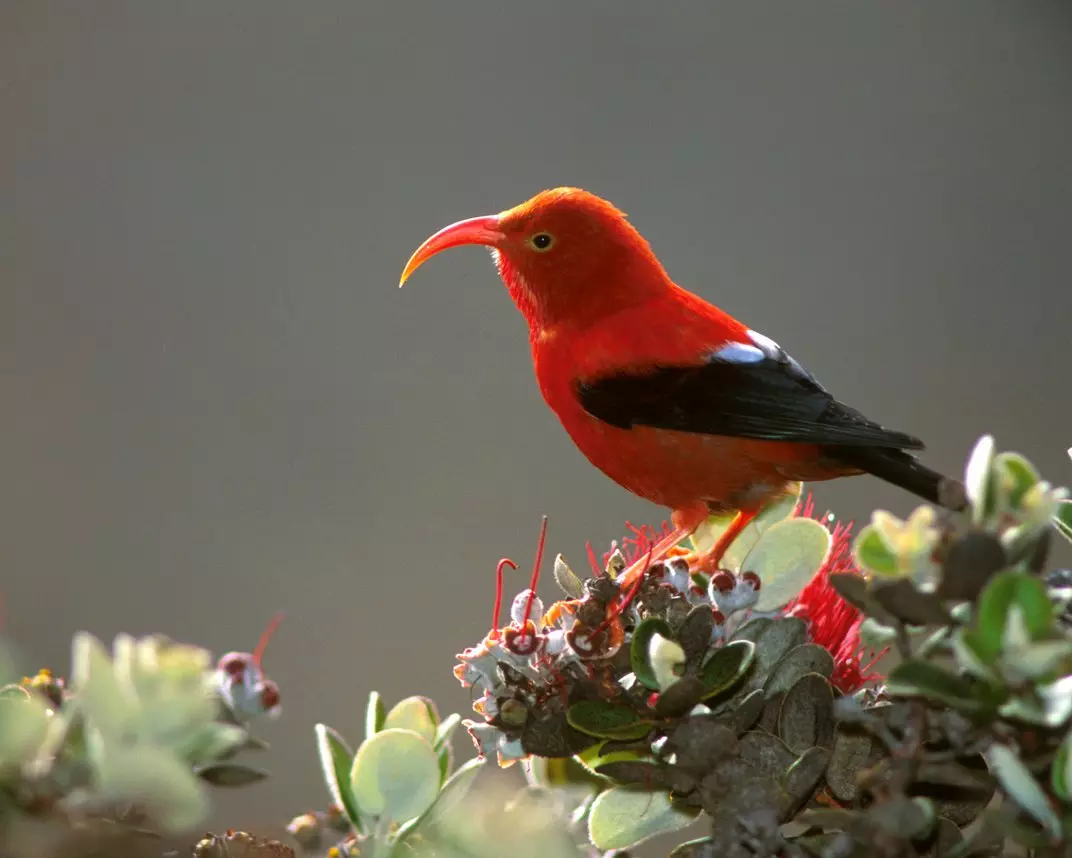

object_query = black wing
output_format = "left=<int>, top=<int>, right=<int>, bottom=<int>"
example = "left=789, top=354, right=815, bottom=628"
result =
left=575, top=332, right=924, bottom=450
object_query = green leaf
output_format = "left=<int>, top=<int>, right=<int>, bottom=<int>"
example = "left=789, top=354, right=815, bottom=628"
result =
left=437, top=742, right=452, bottom=786
left=525, top=753, right=607, bottom=795
left=853, top=526, right=899, bottom=576
left=315, top=723, right=362, bottom=833
left=740, top=518, right=831, bottom=611
left=365, top=691, right=386, bottom=741
left=886, top=661, right=993, bottom=716
left=630, top=618, right=673, bottom=691
left=965, top=434, right=997, bottom=524
left=434, top=712, right=461, bottom=751
left=857, top=617, right=900, bottom=647
left=951, top=629, right=999, bottom=680
left=1054, top=500, right=1072, bottom=544
left=350, top=728, right=440, bottom=824
left=384, top=696, right=439, bottom=745
left=994, top=452, right=1040, bottom=510
left=669, top=836, right=716, bottom=857
left=976, top=572, right=1053, bottom=660
left=587, top=786, right=699, bottom=850
left=194, top=761, right=270, bottom=787
left=690, top=484, right=802, bottom=570
left=700, top=640, right=755, bottom=700
left=184, top=722, right=252, bottom=765
left=566, top=701, right=652, bottom=740
left=984, top=742, right=1062, bottom=839
left=433, top=712, right=460, bottom=785
left=1052, top=730, right=1072, bottom=803
left=575, top=741, right=650, bottom=776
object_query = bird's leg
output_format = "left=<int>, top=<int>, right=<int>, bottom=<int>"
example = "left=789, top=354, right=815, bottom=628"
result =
left=615, top=505, right=707, bottom=588
left=671, top=507, right=761, bottom=574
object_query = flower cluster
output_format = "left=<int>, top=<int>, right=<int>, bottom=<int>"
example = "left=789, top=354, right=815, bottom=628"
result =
left=454, top=491, right=877, bottom=767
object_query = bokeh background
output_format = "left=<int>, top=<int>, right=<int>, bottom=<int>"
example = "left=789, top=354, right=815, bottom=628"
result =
left=5, top=0, right=1072, bottom=850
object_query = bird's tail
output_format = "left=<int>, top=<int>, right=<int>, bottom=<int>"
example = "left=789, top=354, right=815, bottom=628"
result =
left=832, top=446, right=965, bottom=510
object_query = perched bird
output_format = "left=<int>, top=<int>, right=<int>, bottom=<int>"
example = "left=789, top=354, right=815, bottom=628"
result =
left=399, top=188, right=959, bottom=574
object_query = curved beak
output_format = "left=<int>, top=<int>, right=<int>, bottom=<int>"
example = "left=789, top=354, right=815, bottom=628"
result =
left=398, top=214, right=506, bottom=288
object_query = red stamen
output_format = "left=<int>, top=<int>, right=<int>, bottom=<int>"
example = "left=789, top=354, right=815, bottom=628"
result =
left=522, top=516, right=549, bottom=629
left=491, top=558, right=518, bottom=637
left=252, top=611, right=286, bottom=670
left=586, top=541, right=600, bottom=577
left=617, top=525, right=689, bottom=586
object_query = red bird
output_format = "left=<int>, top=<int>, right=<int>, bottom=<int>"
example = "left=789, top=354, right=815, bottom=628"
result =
left=399, top=188, right=957, bottom=575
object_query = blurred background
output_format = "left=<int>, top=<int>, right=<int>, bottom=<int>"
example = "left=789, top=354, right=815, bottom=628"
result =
left=4, top=0, right=1072, bottom=848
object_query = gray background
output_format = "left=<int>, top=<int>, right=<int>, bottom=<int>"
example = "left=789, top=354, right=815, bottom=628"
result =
left=4, top=0, right=1072, bottom=849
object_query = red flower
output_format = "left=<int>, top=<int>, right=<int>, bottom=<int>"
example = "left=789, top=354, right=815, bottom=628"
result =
left=786, top=495, right=884, bottom=694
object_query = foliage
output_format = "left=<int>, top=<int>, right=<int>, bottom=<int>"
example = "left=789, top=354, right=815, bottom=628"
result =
left=4, top=435, right=1072, bottom=857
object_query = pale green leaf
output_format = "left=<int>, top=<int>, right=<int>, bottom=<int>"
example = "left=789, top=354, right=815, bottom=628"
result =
left=393, top=757, right=485, bottom=847
left=315, top=723, right=362, bottom=832
left=648, top=633, right=686, bottom=692
left=0, top=693, right=51, bottom=764
left=434, top=712, right=461, bottom=751
left=965, top=435, right=997, bottom=524
left=1054, top=500, right=1072, bottom=544
left=184, top=722, right=250, bottom=765
left=741, top=517, right=830, bottom=611
left=1052, top=730, right=1072, bottom=802
left=349, top=727, right=440, bottom=824
left=976, top=572, right=1053, bottom=661
left=365, top=690, right=386, bottom=741
left=994, top=452, right=1040, bottom=510
left=384, top=696, right=439, bottom=745
left=553, top=554, right=585, bottom=599
left=985, top=742, right=1062, bottom=839
left=93, top=743, right=209, bottom=834
left=587, top=786, right=699, bottom=850
left=853, top=526, right=899, bottom=576
left=70, top=632, right=137, bottom=740
left=690, top=484, right=801, bottom=570
left=631, top=618, right=674, bottom=691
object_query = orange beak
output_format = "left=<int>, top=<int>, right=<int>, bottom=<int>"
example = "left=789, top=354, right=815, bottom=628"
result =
left=398, top=214, right=506, bottom=288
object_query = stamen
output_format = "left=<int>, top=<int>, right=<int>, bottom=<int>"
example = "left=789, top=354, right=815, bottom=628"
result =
left=252, top=611, right=286, bottom=670
left=586, top=541, right=600, bottom=577
left=491, top=558, right=518, bottom=637
left=522, top=516, right=549, bottom=628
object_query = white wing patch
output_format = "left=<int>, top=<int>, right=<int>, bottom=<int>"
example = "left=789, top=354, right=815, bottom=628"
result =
left=711, top=341, right=767, bottom=364
left=747, top=328, right=822, bottom=388
left=746, top=329, right=782, bottom=359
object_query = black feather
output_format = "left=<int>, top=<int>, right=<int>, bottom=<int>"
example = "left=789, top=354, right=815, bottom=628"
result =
left=576, top=343, right=922, bottom=449
left=575, top=335, right=960, bottom=507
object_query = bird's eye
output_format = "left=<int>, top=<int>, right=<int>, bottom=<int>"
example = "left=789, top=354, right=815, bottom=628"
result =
left=530, top=232, right=555, bottom=251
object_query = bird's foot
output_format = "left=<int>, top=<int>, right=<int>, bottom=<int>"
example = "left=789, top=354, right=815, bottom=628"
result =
left=671, top=507, right=761, bottom=575
left=616, top=526, right=692, bottom=588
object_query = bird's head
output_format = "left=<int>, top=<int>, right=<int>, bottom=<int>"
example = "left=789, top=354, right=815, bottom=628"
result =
left=399, top=188, right=671, bottom=328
